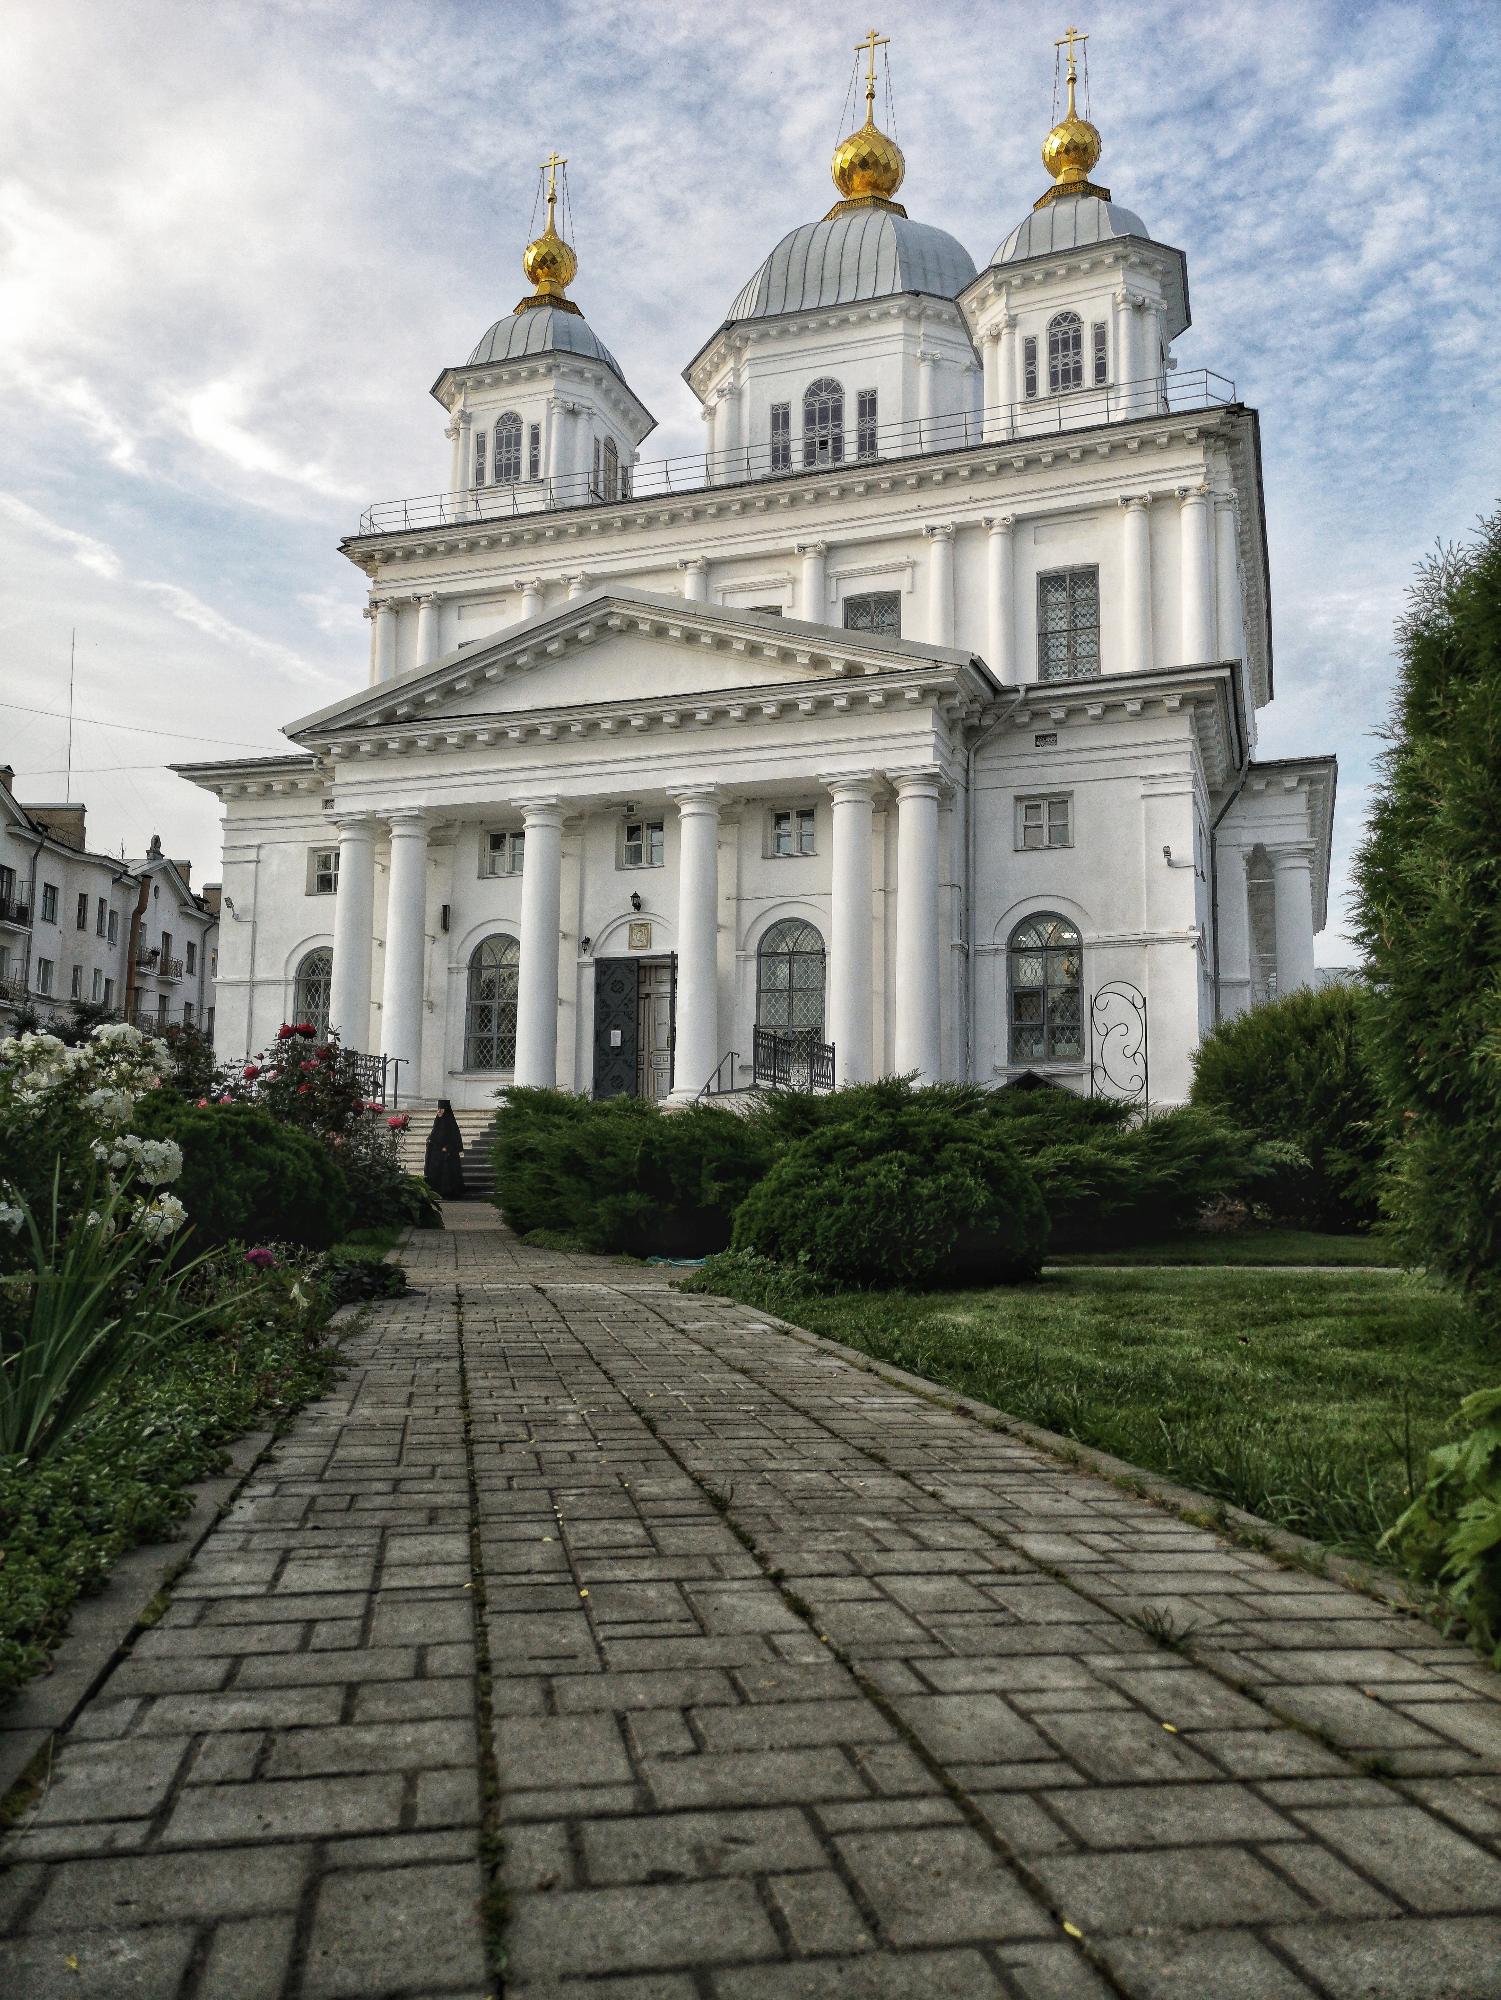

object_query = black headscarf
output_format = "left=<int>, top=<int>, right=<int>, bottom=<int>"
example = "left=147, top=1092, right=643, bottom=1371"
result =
left=424, top=1099, right=466, bottom=1196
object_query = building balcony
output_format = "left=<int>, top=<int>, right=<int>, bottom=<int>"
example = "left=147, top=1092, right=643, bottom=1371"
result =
left=353, top=370, right=1236, bottom=538
left=0, top=893, right=32, bottom=929
left=0, top=974, right=30, bottom=1006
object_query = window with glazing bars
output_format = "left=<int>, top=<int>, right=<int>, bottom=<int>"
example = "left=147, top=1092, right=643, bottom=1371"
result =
left=310, top=848, right=339, bottom=895
left=856, top=389, right=878, bottom=459
left=769, top=808, right=816, bottom=857
left=1092, top=321, right=1108, bottom=385
left=770, top=402, right=791, bottom=473
left=802, top=378, right=844, bottom=466
left=473, top=429, right=486, bottom=486
left=484, top=830, right=525, bottom=877
left=1023, top=335, right=1038, bottom=398
left=1016, top=795, right=1072, bottom=849
left=603, top=437, right=619, bottom=500
left=592, top=436, right=602, bottom=493
left=1037, top=567, right=1100, bottom=680
left=842, top=591, right=901, bottom=637
left=1048, top=312, right=1084, bottom=393
left=96, top=897, right=107, bottom=936
left=465, top=934, right=519, bottom=1069
left=70, top=964, right=82, bottom=999
left=756, top=918, right=826, bottom=1035
left=494, top=413, right=523, bottom=483
left=622, top=819, right=664, bottom=868
left=1008, top=914, right=1083, bottom=1063
left=76, top=891, right=88, bottom=929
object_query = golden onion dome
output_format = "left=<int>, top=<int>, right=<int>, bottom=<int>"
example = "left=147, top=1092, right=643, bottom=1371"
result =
left=1033, top=38, right=1111, bottom=211
left=831, top=113, right=906, bottom=207
left=516, top=152, right=582, bottom=315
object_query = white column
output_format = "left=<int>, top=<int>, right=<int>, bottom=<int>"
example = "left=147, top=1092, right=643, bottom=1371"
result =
left=566, top=572, right=589, bottom=600
left=679, top=558, right=709, bottom=603
left=573, top=406, right=594, bottom=485
left=1113, top=291, right=1137, bottom=415
left=1214, top=495, right=1245, bottom=663
left=980, top=328, right=1002, bottom=438
left=512, top=802, right=564, bottom=1086
left=669, top=788, right=721, bottom=1102
left=925, top=523, right=955, bottom=647
left=415, top=594, right=441, bottom=668
left=798, top=541, right=827, bottom=623
left=1178, top=484, right=1215, bottom=664
left=701, top=400, right=718, bottom=478
left=827, top=776, right=876, bottom=1084
left=379, top=812, right=428, bottom=1087
left=328, top=818, right=376, bottom=1048
left=372, top=599, right=398, bottom=683
left=984, top=516, right=1016, bottom=680
left=1120, top=495, right=1153, bottom=674
left=917, top=351, right=938, bottom=439
left=519, top=576, right=544, bottom=621
left=718, top=385, right=740, bottom=469
left=997, top=315, right=1019, bottom=435
left=892, top=771, right=942, bottom=1083
left=1215, top=839, right=1253, bottom=1021
left=545, top=398, right=568, bottom=486
left=445, top=412, right=469, bottom=497
left=1270, top=844, right=1317, bottom=996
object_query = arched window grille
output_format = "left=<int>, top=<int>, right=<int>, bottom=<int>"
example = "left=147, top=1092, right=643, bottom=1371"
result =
left=293, top=947, right=332, bottom=1039
left=465, top=933, right=520, bottom=1070
left=802, top=378, right=845, bottom=468
left=756, top=918, right=826, bottom=1035
left=602, top=436, right=620, bottom=501
left=1047, top=312, right=1085, bottom=395
left=493, top=412, right=523, bottom=484
left=1008, top=914, right=1083, bottom=1063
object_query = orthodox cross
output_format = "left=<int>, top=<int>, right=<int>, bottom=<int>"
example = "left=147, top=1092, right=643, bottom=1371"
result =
left=857, top=27, right=890, bottom=116
left=1055, top=24, right=1087, bottom=78
left=540, top=149, right=566, bottom=218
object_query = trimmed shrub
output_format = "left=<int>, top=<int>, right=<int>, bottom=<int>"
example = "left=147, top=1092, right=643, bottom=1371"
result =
left=493, top=1090, right=773, bottom=1257
left=1190, top=987, right=1384, bottom=1230
left=1384, top=1386, right=1501, bottom=1665
left=135, top=1094, right=352, bottom=1250
left=1354, top=510, right=1501, bottom=1319
left=732, top=1086, right=1048, bottom=1289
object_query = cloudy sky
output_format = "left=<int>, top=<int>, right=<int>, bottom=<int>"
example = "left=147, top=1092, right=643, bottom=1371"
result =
left=2, top=0, right=1497, bottom=957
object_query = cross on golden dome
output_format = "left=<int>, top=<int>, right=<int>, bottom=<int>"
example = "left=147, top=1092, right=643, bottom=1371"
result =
left=1035, top=22, right=1111, bottom=211
left=828, top=26, right=907, bottom=219
left=517, top=147, right=581, bottom=316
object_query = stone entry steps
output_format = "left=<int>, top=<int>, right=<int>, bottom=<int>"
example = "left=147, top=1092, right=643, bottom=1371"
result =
left=395, top=1102, right=497, bottom=1198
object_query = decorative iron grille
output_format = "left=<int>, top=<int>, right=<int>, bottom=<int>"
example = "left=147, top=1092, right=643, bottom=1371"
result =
left=753, top=1026, right=835, bottom=1091
left=1089, top=981, right=1149, bottom=1106
left=756, top=918, right=825, bottom=1036
left=465, top=934, right=520, bottom=1070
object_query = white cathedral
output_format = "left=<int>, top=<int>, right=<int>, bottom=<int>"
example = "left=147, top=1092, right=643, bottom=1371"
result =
left=183, top=33, right=1335, bottom=1111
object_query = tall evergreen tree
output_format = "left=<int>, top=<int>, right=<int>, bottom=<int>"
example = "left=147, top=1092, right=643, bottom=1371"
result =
left=1354, top=509, right=1501, bottom=1318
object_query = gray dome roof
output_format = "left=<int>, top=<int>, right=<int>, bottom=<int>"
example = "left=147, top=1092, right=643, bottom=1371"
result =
left=466, top=302, right=621, bottom=379
left=728, top=206, right=976, bottom=323
left=992, top=194, right=1150, bottom=267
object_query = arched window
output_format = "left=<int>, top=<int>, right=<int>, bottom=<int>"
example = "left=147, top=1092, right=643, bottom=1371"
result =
left=493, top=412, right=523, bottom=484
left=756, top=918, right=826, bottom=1036
left=293, top=947, right=332, bottom=1039
left=802, top=378, right=845, bottom=467
left=465, top=934, right=520, bottom=1070
left=1047, top=312, right=1085, bottom=395
left=602, top=436, right=620, bottom=501
left=1008, top=914, right=1082, bottom=1063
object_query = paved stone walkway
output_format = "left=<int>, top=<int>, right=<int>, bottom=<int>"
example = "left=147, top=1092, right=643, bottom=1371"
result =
left=4, top=1211, right=1501, bottom=1998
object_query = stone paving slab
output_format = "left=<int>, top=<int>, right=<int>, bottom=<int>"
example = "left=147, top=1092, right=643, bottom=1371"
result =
left=3, top=1207, right=1501, bottom=1997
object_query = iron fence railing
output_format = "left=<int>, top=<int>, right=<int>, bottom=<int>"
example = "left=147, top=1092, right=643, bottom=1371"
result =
left=356, top=371, right=1236, bottom=536
left=752, top=1026, right=835, bottom=1092
left=0, top=894, right=32, bottom=928
left=0, top=975, right=30, bottom=1005
left=696, top=1051, right=740, bottom=1101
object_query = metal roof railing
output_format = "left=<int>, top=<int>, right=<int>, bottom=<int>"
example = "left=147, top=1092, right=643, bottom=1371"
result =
left=354, top=370, right=1236, bottom=537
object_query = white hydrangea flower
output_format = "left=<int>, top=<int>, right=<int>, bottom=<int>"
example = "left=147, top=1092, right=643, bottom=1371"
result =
left=83, top=1086, right=134, bottom=1127
left=134, top=1138, right=182, bottom=1186
left=0, top=1201, right=23, bottom=1235
left=92, top=1022, right=144, bottom=1048
left=134, top=1192, right=187, bottom=1242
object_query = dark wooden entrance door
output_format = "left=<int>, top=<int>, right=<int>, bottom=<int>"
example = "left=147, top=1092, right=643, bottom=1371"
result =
left=592, top=957, right=676, bottom=1099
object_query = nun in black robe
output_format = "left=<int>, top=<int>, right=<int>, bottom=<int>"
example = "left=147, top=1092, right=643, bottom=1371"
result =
left=424, top=1100, right=466, bottom=1198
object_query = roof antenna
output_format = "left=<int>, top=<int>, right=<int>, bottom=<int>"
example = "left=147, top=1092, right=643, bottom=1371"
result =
left=65, top=629, right=76, bottom=804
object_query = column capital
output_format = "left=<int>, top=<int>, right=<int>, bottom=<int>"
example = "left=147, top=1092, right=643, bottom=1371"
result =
left=1175, top=482, right=1211, bottom=504
left=795, top=540, right=828, bottom=558
left=517, top=798, right=564, bottom=829
left=516, top=575, right=545, bottom=594
left=1118, top=492, right=1153, bottom=512
left=670, top=785, right=722, bottom=815
left=332, top=813, right=379, bottom=837
left=888, top=767, right=946, bottom=802
left=700, top=404, right=715, bottom=423
left=361, top=604, right=377, bottom=621
left=982, top=513, right=1016, bottom=535
left=822, top=773, right=879, bottom=805
left=980, top=323, right=1004, bottom=346
left=924, top=522, right=956, bottom=542
left=384, top=808, right=430, bottom=834
left=411, top=591, right=437, bottom=607
left=1213, top=490, right=1239, bottom=513
left=1267, top=840, right=1316, bottom=869
left=678, top=557, right=707, bottom=573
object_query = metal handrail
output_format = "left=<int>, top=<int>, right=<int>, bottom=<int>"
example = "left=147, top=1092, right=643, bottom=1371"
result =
left=696, top=1051, right=741, bottom=1101
left=0, top=894, right=32, bottom=927
left=752, top=1026, right=836, bottom=1092
left=355, top=371, right=1236, bottom=536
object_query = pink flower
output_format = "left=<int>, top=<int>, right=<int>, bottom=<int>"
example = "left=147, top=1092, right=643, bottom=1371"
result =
left=300, top=1059, right=317, bottom=1073
left=218, top=1094, right=232, bottom=1105
left=367, top=1101, right=384, bottom=1115
left=297, top=1083, right=310, bottom=1096
left=196, top=1097, right=209, bottom=1107
left=245, top=1246, right=276, bottom=1269
left=387, top=1114, right=409, bottom=1131
left=242, top=1064, right=260, bottom=1080
left=276, top=1024, right=296, bottom=1041
left=294, top=1022, right=315, bottom=1038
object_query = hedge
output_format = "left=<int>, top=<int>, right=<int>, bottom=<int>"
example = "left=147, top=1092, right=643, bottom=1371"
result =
left=135, top=1095, right=352, bottom=1249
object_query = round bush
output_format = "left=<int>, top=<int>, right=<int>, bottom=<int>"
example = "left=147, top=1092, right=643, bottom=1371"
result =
left=731, top=1092, right=1048, bottom=1289
left=135, top=1095, right=352, bottom=1249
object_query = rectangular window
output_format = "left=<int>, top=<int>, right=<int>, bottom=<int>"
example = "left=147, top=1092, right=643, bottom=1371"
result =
left=76, top=891, right=89, bottom=930
left=308, top=847, right=339, bottom=895
left=0, top=865, right=13, bottom=903
left=96, top=897, right=107, bottom=936
left=104, top=977, right=115, bottom=1008
left=842, top=591, right=901, bottom=637
left=528, top=422, right=541, bottom=479
left=36, top=957, right=53, bottom=996
left=41, top=883, right=58, bottom=923
left=483, top=829, right=525, bottom=877
left=1037, top=566, right=1101, bottom=681
left=622, top=818, right=665, bottom=869
left=92, top=968, right=103, bottom=1002
left=1023, top=335, right=1039, bottom=399
left=206, top=1005, right=215, bottom=1038
left=183, top=1001, right=194, bottom=1025
left=856, top=389, right=878, bottom=460
left=592, top=437, right=602, bottom=494
left=473, top=429, right=487, bottom=487
left=1016, top=794, right=1073, bottom=850
left=157, top=993, right=169, bottom=1022
left=1092, top=320, right=1108, bottom=386
left=107, top=909, right=118, bottom=945
left=769, top=401, right=791, bottom=473
left=70, top=964, right=82, bottom=1000
left=769, top=807, right=817, bottom=857
left=186, top=940, right=197, bottom=974
left=210, top=948, right=218, bottom=979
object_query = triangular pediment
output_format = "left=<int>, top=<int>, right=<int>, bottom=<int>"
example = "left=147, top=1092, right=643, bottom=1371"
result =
left=287, top=587, right=982, bottom=742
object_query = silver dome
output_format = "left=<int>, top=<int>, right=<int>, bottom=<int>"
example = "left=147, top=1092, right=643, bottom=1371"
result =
left=466, top=303, right=621, bottom=378
left=992, top=195, right=1150, bottom=267
left=728, top=206, right=977, bottom=323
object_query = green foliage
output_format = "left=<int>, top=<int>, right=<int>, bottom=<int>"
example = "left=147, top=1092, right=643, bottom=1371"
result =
left=156, top=1021, right=218, bottom=1098
left=1190, top=986, right=1385, bottom=1230
left=320, top=1247, right=408, bottom=1306
left=1354, top=509, right=1501, bottom=1318
left=493, top=1089, right=772, bottom=1256
left=732, top=1081, right=1049, bottom=1289
left=0, top=1248, right=339, bottom=1699
left=135, top=1094, right=352, bottom=1250
left=1384, top=1386, right=1501, bottom=1664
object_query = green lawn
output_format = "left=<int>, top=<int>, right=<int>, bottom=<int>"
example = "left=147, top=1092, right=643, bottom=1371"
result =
left=1051, top=1228, right=1403, bottom=1268
left=687, top=1261, right=1493, bottom=1562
